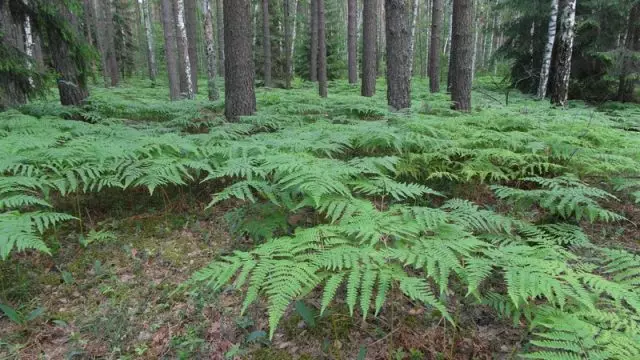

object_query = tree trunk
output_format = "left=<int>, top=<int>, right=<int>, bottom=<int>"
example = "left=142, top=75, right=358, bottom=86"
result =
left=262, top=0, right=272, bottom=87
left=617, top=3, right=640, bottom=102
left=348, top=0, right=358, bottom=84
left=317, top=0, right=328, bottom=97
left=470, top=0, right=479, bottom=83
left=161, top=0, right=181, bottom=100
left=310, top=0, right=318, bottom=82
left=184, top=0, right=198, bottom=93
left=223, top=0, right=257, bottom=119
left=377, top=0, right=385, bottom=75
left=362, top=0, right=378, bottom=96
left=141, top=0, right=157, bottom=83
left=204, top=0, right=219, bottom=100
left=408, top=0, right=419, bottom=76
left=216, top=0, right=225, bottom=78
left=291, top=0, right=300, bottom=76
left=283, top=0, right=293, bottom=88
left=385, top=0, right=412, bottom=111
left=449, top=0, right=473, bottom=111
left=49, top=4, right=90, bottom=106
left=175, top=0, right=194, bottom=99
left=551, top=0, right=576, bottom=107
left=429, top=0, right=443, bottom=92
left=173, top=0, right=189, bottom=95
left=91, top=0, right=109, bottom=87
left=537, top=0, right=558, bottom=99
left=104, top=0, right=119, bottom=86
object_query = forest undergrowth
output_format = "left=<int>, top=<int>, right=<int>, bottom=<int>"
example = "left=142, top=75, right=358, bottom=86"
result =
left=1, top=78, right=640, bottom=359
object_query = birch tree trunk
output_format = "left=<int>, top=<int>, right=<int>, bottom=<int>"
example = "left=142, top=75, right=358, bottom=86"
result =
left=262, top=0, right=272, bottom=87
left=348, top=0, right=358, bottom=84
left=141, top=0, right=157, bottom=83
left=617, top=3, right=639, bottom=102
left=161, top=0, right=181, bottom=100
left=377, top=0, right=385, bottom=75
left=175, top=0, right=195, bottom=99
left=470, top=0, right=479, bottom=83
left=537, top=0, right=558, bottom=99
left=362, top=0, right=378, bottom=96
left=283, top=0, right=293, bottom=88
left=408, top=0, right=419, bottom=76
left=551, top=0, right=576, bottom=107
left=318, top=0, right=328, bottom=97
left=290, top=0, right=299, bottom=77
left=204, top=0, right=219, bottom=100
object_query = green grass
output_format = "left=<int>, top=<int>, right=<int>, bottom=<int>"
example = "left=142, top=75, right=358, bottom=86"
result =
left=1, top=76, right=639, bottom=359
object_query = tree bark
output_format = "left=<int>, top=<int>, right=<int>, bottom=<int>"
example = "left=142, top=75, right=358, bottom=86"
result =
left=204, top=0, right=219, bottom=100
left=184, top=0, right=198, bottom=93
left=216, top=0, right=225, bottom=78
left=49, top=4, right=90, bottom=106
left=537, top=0, right=558, bottom=99
left=283, top=0, right=293, bottom=88
left=362, top=0, right=378, bottom=96
left=223, top=0, right=257, bottom=119
left=429, top=0, right=443, bottom=92
left=175, top=0, right=194, bottom=99
left=408, top=0, right=419, bottom=76
left=470, top=0, right=479, bottom=83
left=377, top=0, right=385, bottom=75
left=449, top=0, right=473, bottom=111
left=262, top=0, right=272, bottom=87
left=310, top=0, right=318, bottom=82
left=104, top=0, right=119, bottom=86
left=141, top=0, right=157, bottom=83
left=91, top=0, right=109, bottom=87
left=348, top=0, right=358, bottom=84
left=161, top=0, right=181, bottom=100
left=317, top=0, right=328, bottom=97
left=385, top=0, right=412, bottom=111
left=551, top=0, right=576, bottom=107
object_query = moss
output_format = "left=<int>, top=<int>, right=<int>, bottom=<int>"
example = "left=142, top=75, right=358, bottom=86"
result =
left=251, top=348, right=294, bottom=360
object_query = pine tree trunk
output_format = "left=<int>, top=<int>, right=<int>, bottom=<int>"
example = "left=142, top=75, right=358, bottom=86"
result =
left=175, top=0, right=194, bottom=99
left=429, top=0, right=443, bottom=92
left=204, top=0, right=219, bottom=100
left=449, top=0, right=473, bottom=111
left=408, top=0, right=419, bottom=76
left=385, top=0, right=412, bottom=111
left=262, top=0, right=272, bottom=87
left=216, top=0, right=225, bottom=78
left=362, top=0, right=378, bottom=96
left=551, top=0, right=576, bottom=107
left=49, top=4, right=90, bottom=106
left=348, top=0, right=358, bottom=84
left=223, top=0, right=257, bottom=119
left=161, top=0, right=181, bottom=100
left=317, top=0, right=328, bottom=97
left=283, top=0, right=293, bottom=88
left=310, top=0, right=318, bottom=82
left=185, top=0, right=198, bottom=93
left=141, top=0, right=157, bottom=83
left=82, top=0, right=98, bottom=85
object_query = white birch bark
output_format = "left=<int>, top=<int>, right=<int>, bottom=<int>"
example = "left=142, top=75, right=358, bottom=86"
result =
left=471, top=0, right=479, bottom=82
left=537, top=0, right=558, bottom=99
left=408, top=0, right=419, bottom=76
left=551, top=0, right=576, bottom=106
left=290, top=0, right=298, bottom=74
left=175, top=0, right=194, bottom=99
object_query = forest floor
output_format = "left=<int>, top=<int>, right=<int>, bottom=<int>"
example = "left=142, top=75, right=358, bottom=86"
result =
left=1, top=78, right=639, bottom=359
